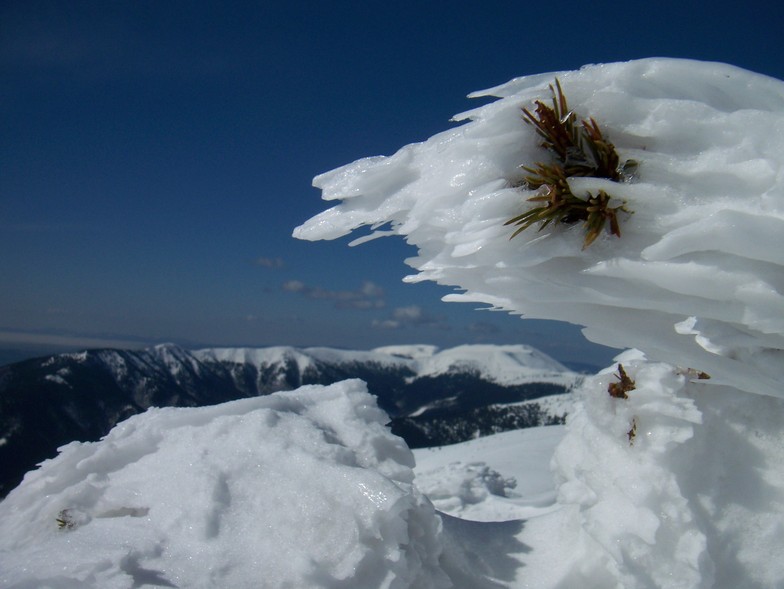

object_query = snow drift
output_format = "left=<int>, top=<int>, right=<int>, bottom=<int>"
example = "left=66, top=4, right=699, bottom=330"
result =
left=0, top=381, right=448, bottom=588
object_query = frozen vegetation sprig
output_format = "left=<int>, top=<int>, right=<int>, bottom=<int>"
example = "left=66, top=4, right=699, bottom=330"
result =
left=506, top=79, right=637, bottom=248
left=608, top=364, right=635, bottom=399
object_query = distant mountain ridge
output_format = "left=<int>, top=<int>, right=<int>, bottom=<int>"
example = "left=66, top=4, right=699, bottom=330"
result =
left=194, top=343, right=575, bottom=389
left=0, top=343, right=578, bottom=497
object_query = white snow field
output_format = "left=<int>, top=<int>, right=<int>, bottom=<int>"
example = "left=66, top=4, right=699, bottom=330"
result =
left=1, top=58, right=783, bottom=588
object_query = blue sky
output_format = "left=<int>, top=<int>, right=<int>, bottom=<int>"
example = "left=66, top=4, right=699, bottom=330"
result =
left=1, top=0, right=782, bottom=368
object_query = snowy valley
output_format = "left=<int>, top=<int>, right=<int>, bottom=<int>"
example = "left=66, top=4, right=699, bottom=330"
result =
left=2, top=58, right=784, bottom=588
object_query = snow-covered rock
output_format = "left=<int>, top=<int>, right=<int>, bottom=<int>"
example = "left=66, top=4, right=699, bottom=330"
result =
left=533, top=352, right=784, bottom=589
left=0, top=381, right=449, bottom=588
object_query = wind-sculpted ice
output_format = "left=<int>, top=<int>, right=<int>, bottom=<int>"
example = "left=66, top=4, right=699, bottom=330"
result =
left=295, top=58, right=784, bottom=398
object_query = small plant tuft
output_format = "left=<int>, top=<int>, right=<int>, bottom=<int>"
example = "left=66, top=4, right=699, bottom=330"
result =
left=677, top=367, right=711, bottom=380
left=56, top=509, right=76, bottom=530
left=627, top=417, right=638, bottom=445
left=506, top=79, right=636, bottom=248
left=608, top=364, right=636, bottom=399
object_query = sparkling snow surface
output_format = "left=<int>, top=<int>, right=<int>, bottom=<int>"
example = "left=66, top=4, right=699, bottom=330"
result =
left=2, top=58, right=784, bottom=588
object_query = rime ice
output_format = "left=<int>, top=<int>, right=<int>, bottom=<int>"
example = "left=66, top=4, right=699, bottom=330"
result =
left=295, top=58, right=784, bottom=399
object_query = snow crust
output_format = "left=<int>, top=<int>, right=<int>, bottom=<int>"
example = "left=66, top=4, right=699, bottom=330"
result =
left=294, top=58, right=784, bottom=399
left=414, top=426, right=565, bottom=522
left=540, top=353, right=784, bottom=588
left=0, top=381, right=449, bottom=588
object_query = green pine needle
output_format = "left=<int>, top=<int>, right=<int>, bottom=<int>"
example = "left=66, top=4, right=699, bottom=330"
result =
left=508, top=79, right=636, bottom=249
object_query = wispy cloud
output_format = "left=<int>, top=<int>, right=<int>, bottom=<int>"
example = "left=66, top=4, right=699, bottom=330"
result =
left=255, top=256, right=285, bottom=269
left=282, top=280, right=385, bottom=310
left=371, top=305, right=449, bottom=330
left=0, top=329, right=153, bottom=351
left=466, top=321, right=502, bottom=337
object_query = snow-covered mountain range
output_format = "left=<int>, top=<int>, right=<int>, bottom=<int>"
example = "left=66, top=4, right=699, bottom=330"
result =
left=0, top=342, right=576, bottom=497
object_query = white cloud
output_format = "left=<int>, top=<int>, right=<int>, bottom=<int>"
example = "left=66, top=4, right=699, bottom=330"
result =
left=282, top=280, right=306, bottom=293
left=371, top=319, right=401, bottom=329
left=283, top=280, right=385, bottom=310
left=372, top=305, right=449, bottom=330
left=393, top=306, right=424, bottom=321
left=255, top=257, right=285, bottom=269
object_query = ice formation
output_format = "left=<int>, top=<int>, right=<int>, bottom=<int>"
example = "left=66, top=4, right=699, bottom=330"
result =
left=295, top=58, right=784, bottom=399
left=294, top=58, right=784, bottom=587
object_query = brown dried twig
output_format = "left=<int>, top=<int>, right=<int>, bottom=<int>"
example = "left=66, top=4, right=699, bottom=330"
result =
left=506, top=79, right=636, bottom=248
left=608, top=364, right=636, bottom=399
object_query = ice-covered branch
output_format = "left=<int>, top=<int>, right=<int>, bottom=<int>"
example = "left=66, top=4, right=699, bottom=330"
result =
left=296, top=58, right=784, bottom=398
